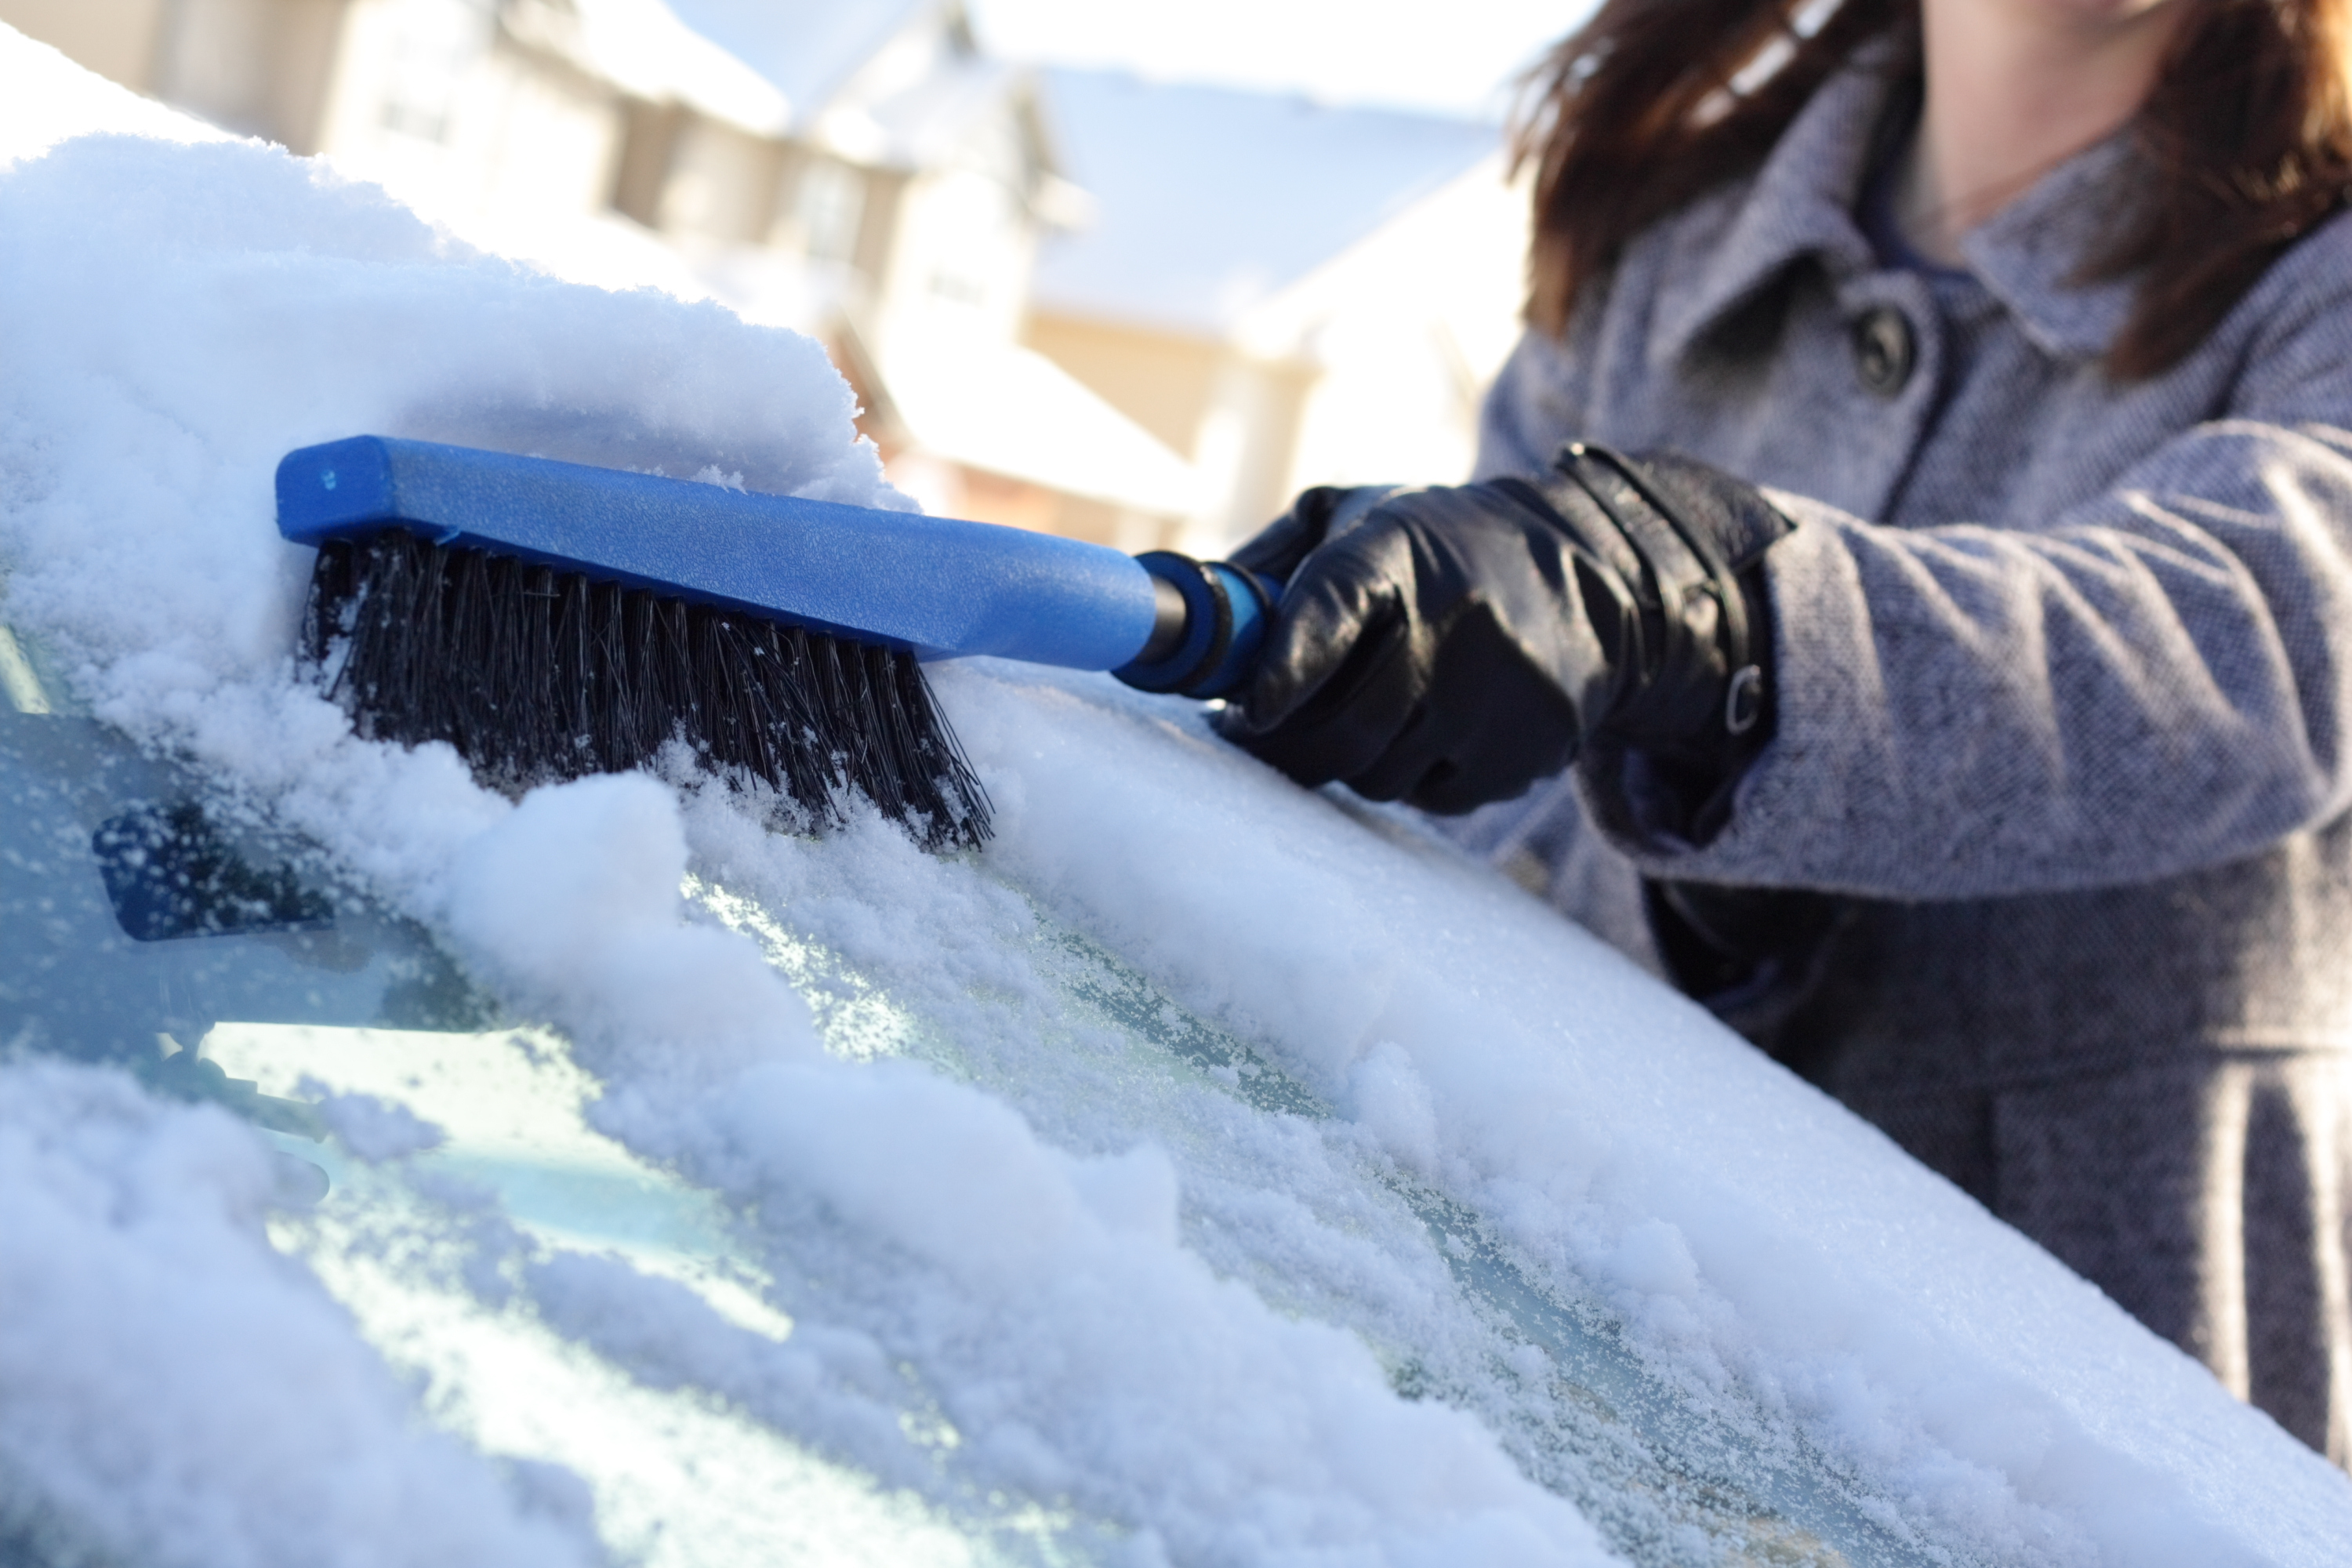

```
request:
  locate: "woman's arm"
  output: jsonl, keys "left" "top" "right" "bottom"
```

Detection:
{"left": 1601, "top": 312, "right": 2352, "bottom": 898}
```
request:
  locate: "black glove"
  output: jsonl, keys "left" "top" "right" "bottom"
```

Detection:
{"left": 1215, "top": 444, "right": 1792, "bottom": 818}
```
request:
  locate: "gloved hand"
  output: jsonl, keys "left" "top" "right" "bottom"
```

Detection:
{"left": 1224, "top": 485, "right": 1403, "bottom": 580}
{"left": 1215, "top": 444, "right": 1792, "bottom": 817}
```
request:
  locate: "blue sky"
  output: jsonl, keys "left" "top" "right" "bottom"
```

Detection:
{"left": 963, "top": 0, "right": 1599, "bottom": 122}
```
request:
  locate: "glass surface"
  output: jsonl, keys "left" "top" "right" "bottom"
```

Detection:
{"left": 0, "top": 640, "right": 1961, "bottom": 1568}
{"left": 0, "top": 671, "right": 1055, "bottom": 1566}
{"left": 709, "top": 887, "right": 1943, "bottom": 1568}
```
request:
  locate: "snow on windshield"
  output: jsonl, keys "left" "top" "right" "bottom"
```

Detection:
{"left": 2, "top": 21, "right": 2349, "bottom": 1568}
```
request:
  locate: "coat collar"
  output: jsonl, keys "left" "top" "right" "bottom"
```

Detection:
{"left": 1656, "top": 38, "right": 2143, "bottom": 365}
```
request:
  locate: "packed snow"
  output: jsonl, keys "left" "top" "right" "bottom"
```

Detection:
{"left": 5, "top": 20, "right": 2352, "bottom": 1568}
{"left": 0, "top": 1061, "right": 594, "bottom": 1568}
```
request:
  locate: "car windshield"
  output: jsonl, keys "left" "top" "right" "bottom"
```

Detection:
{"left": 3, "top": 626, "right": 1933, "bottom": 1568}
{"left": 7, "top": 66, "right": 2347, "bottom": 1568}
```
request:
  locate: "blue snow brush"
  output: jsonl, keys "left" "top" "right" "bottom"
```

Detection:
{"left": 278, "top": 436, "right": 1275, "bottom": 849}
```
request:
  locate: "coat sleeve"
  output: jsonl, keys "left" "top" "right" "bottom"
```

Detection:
{"left": 1582, "top": 282, "right": 2352, "bottom": 900}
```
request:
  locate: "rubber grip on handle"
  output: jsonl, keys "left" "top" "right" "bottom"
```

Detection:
{"left": 1112, "top": 552, "right": 1279, "bottom": 699}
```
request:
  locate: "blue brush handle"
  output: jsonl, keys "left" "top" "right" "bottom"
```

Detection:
{"left": 278, "top": 435, "right": 1158, "bottom": 671}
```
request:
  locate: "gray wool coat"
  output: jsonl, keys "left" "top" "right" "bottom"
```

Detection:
{"left": 1465, "top": 46, "right": 2352, "bottom": 1460}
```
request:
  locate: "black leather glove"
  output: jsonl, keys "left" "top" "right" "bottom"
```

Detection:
{"left": 1215, "top": 443, "right": 1793, "bottom": 818}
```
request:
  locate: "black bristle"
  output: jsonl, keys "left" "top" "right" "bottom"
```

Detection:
{"left": 308, "top": 530, "right": 992, "bottom": 850}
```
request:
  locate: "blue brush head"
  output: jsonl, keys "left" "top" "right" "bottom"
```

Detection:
{"left": 281, "top": 436, "right": 1043, "bottom": 847}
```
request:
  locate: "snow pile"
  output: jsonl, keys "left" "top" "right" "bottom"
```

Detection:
{"left": 5, "top": 21, "right": 2352, "bottom": 1568}
{"left": 442, "top": 771, "right": 1610, "bottom": 1563}
{"left": 314, "top": 1090, "right": 448, "bottom": 1163}
{"left": 0, "top": 1060, "right": 592, "bottom": 1568}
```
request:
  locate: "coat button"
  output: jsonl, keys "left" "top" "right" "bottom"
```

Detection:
{"left": 1852, "top": 306, "right": 1915, "bottom": 397}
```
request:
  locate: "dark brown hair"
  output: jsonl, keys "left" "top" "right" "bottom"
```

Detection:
{"left": 1512, "top": 0, "right": 2352, "bottom": 378}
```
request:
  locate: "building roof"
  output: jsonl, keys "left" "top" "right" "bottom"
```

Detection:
{"left": 530, "top": 0, "right": 793, "bottom": 136}
{"left": 655, "top": 0, "right": 1052, "bottom": 180}
{"left": 875, "top": 334, "right": 1201, "bottom": 517}
{"left": 1029, "top": 69, "right": 1501, "bottom": 339}
{"left": 660, "top": 0, "right": 942, "bottom": 123}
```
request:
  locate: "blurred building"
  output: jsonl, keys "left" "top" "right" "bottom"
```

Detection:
{"left": 1026, "top": 71, "right": 1528, "bottom": 553}
{"left": 0, "top": 0, "right": 1526, "bottom": 551}
{"left": 654, "top": 0, "right": 1196, "bottom": 544}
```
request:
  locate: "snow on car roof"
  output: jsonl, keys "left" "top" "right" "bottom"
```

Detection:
{"left": 4, "top": 20, "right": 2351, "bottom": 1568}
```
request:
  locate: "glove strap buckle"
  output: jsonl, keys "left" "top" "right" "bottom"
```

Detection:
{"left": 1724, "top": 664, "right": 1765, "bottom": 736}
